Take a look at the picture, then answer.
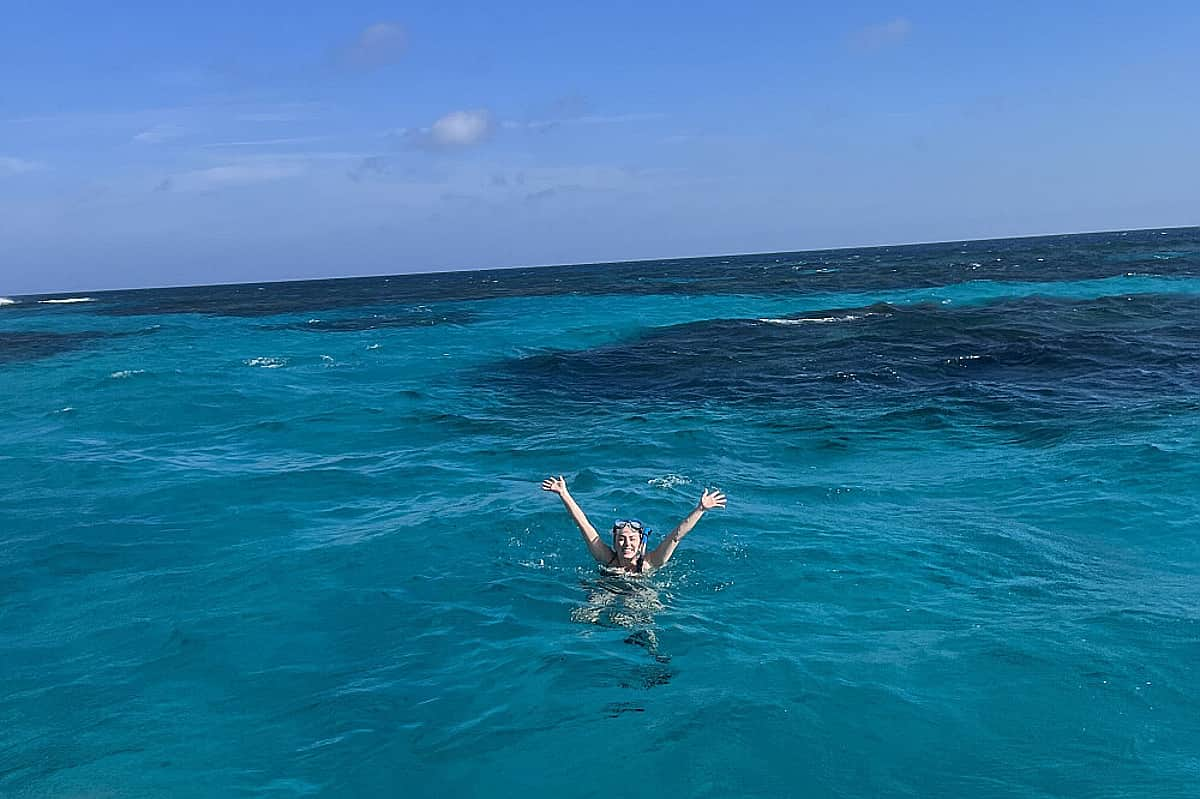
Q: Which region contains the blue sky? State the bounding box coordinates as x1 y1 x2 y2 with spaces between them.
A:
2 2 1198 294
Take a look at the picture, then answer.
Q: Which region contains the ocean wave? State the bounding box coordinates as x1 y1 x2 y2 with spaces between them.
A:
0 297 17 306
759 311 886 325
38 297 96 304
648 473 692 489
110 369 147 379
245 357 288 368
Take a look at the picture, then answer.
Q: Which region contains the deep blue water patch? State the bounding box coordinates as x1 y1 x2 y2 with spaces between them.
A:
0 326 159 365
493 293 1200 417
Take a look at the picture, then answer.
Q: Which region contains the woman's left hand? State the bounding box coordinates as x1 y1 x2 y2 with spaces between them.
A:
698 488 726 510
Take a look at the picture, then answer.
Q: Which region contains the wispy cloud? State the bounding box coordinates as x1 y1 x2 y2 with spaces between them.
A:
200 136 328 149
0 156 45 175
133 124 186 144
399 109 495 150
524 184 589 204
337 22 407 70
3 103 322 136
347 156 391 182
156 163 305 192
850 18 913 51
212 151 370 164
490 164 657 203
504 112 667 134
236 103 323 123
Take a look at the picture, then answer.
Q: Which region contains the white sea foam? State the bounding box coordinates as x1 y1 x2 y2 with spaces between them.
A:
245 356 288 368
759 311 881 325
648 473 691 489
0 297 16 306
110 369 146 379
38 297 95 304
760 315 855 325
367 343 381 350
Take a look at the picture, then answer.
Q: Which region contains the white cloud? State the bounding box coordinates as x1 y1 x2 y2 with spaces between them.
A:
431 110 493 146
0 156 44 175
133 124 186 144
851 18 913 50
158 163 304 192
401 109 495 150
341 22 407 69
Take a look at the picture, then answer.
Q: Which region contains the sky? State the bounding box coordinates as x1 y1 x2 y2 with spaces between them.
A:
2 1 1198 294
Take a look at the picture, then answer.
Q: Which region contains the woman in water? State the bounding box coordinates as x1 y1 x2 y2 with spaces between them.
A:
541 475 727 574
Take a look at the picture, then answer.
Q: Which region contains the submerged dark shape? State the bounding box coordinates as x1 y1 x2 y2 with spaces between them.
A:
0 327 158 365
492 293 1200 424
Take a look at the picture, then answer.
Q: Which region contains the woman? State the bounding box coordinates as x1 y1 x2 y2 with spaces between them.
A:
541 475 727 574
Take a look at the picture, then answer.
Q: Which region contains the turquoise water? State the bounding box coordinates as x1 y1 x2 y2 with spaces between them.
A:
2 229 1199 797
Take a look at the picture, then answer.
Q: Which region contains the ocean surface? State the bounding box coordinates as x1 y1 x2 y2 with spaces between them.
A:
2 228 1199 798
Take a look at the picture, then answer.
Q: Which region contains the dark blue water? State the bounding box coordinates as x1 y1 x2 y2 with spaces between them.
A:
2 228 1198 797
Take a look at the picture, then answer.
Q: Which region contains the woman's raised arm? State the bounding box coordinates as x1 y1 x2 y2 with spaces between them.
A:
645 488 726 569
542 475 613 564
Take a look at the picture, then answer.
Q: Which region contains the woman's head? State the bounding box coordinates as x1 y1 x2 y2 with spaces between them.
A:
612 519 647 564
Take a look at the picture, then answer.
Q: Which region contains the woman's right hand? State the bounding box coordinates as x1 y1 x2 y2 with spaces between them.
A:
541 475 568 495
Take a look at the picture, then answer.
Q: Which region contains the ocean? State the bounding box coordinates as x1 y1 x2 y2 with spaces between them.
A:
2 228 1198 798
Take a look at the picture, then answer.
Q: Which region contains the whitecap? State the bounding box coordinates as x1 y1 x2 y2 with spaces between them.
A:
366 343 381 350
38 297 95 304
110 369 146 379
769 315 857 324
245 356 287 368
0 297 16 306
759 311 879 325
648 473 691 489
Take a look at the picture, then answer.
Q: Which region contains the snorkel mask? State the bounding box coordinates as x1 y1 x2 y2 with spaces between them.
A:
612 519 650 553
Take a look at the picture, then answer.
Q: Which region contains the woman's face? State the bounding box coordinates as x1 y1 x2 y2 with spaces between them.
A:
613 525 643 562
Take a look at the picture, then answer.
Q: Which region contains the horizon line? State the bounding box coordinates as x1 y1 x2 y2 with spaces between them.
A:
9 223 1198 299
